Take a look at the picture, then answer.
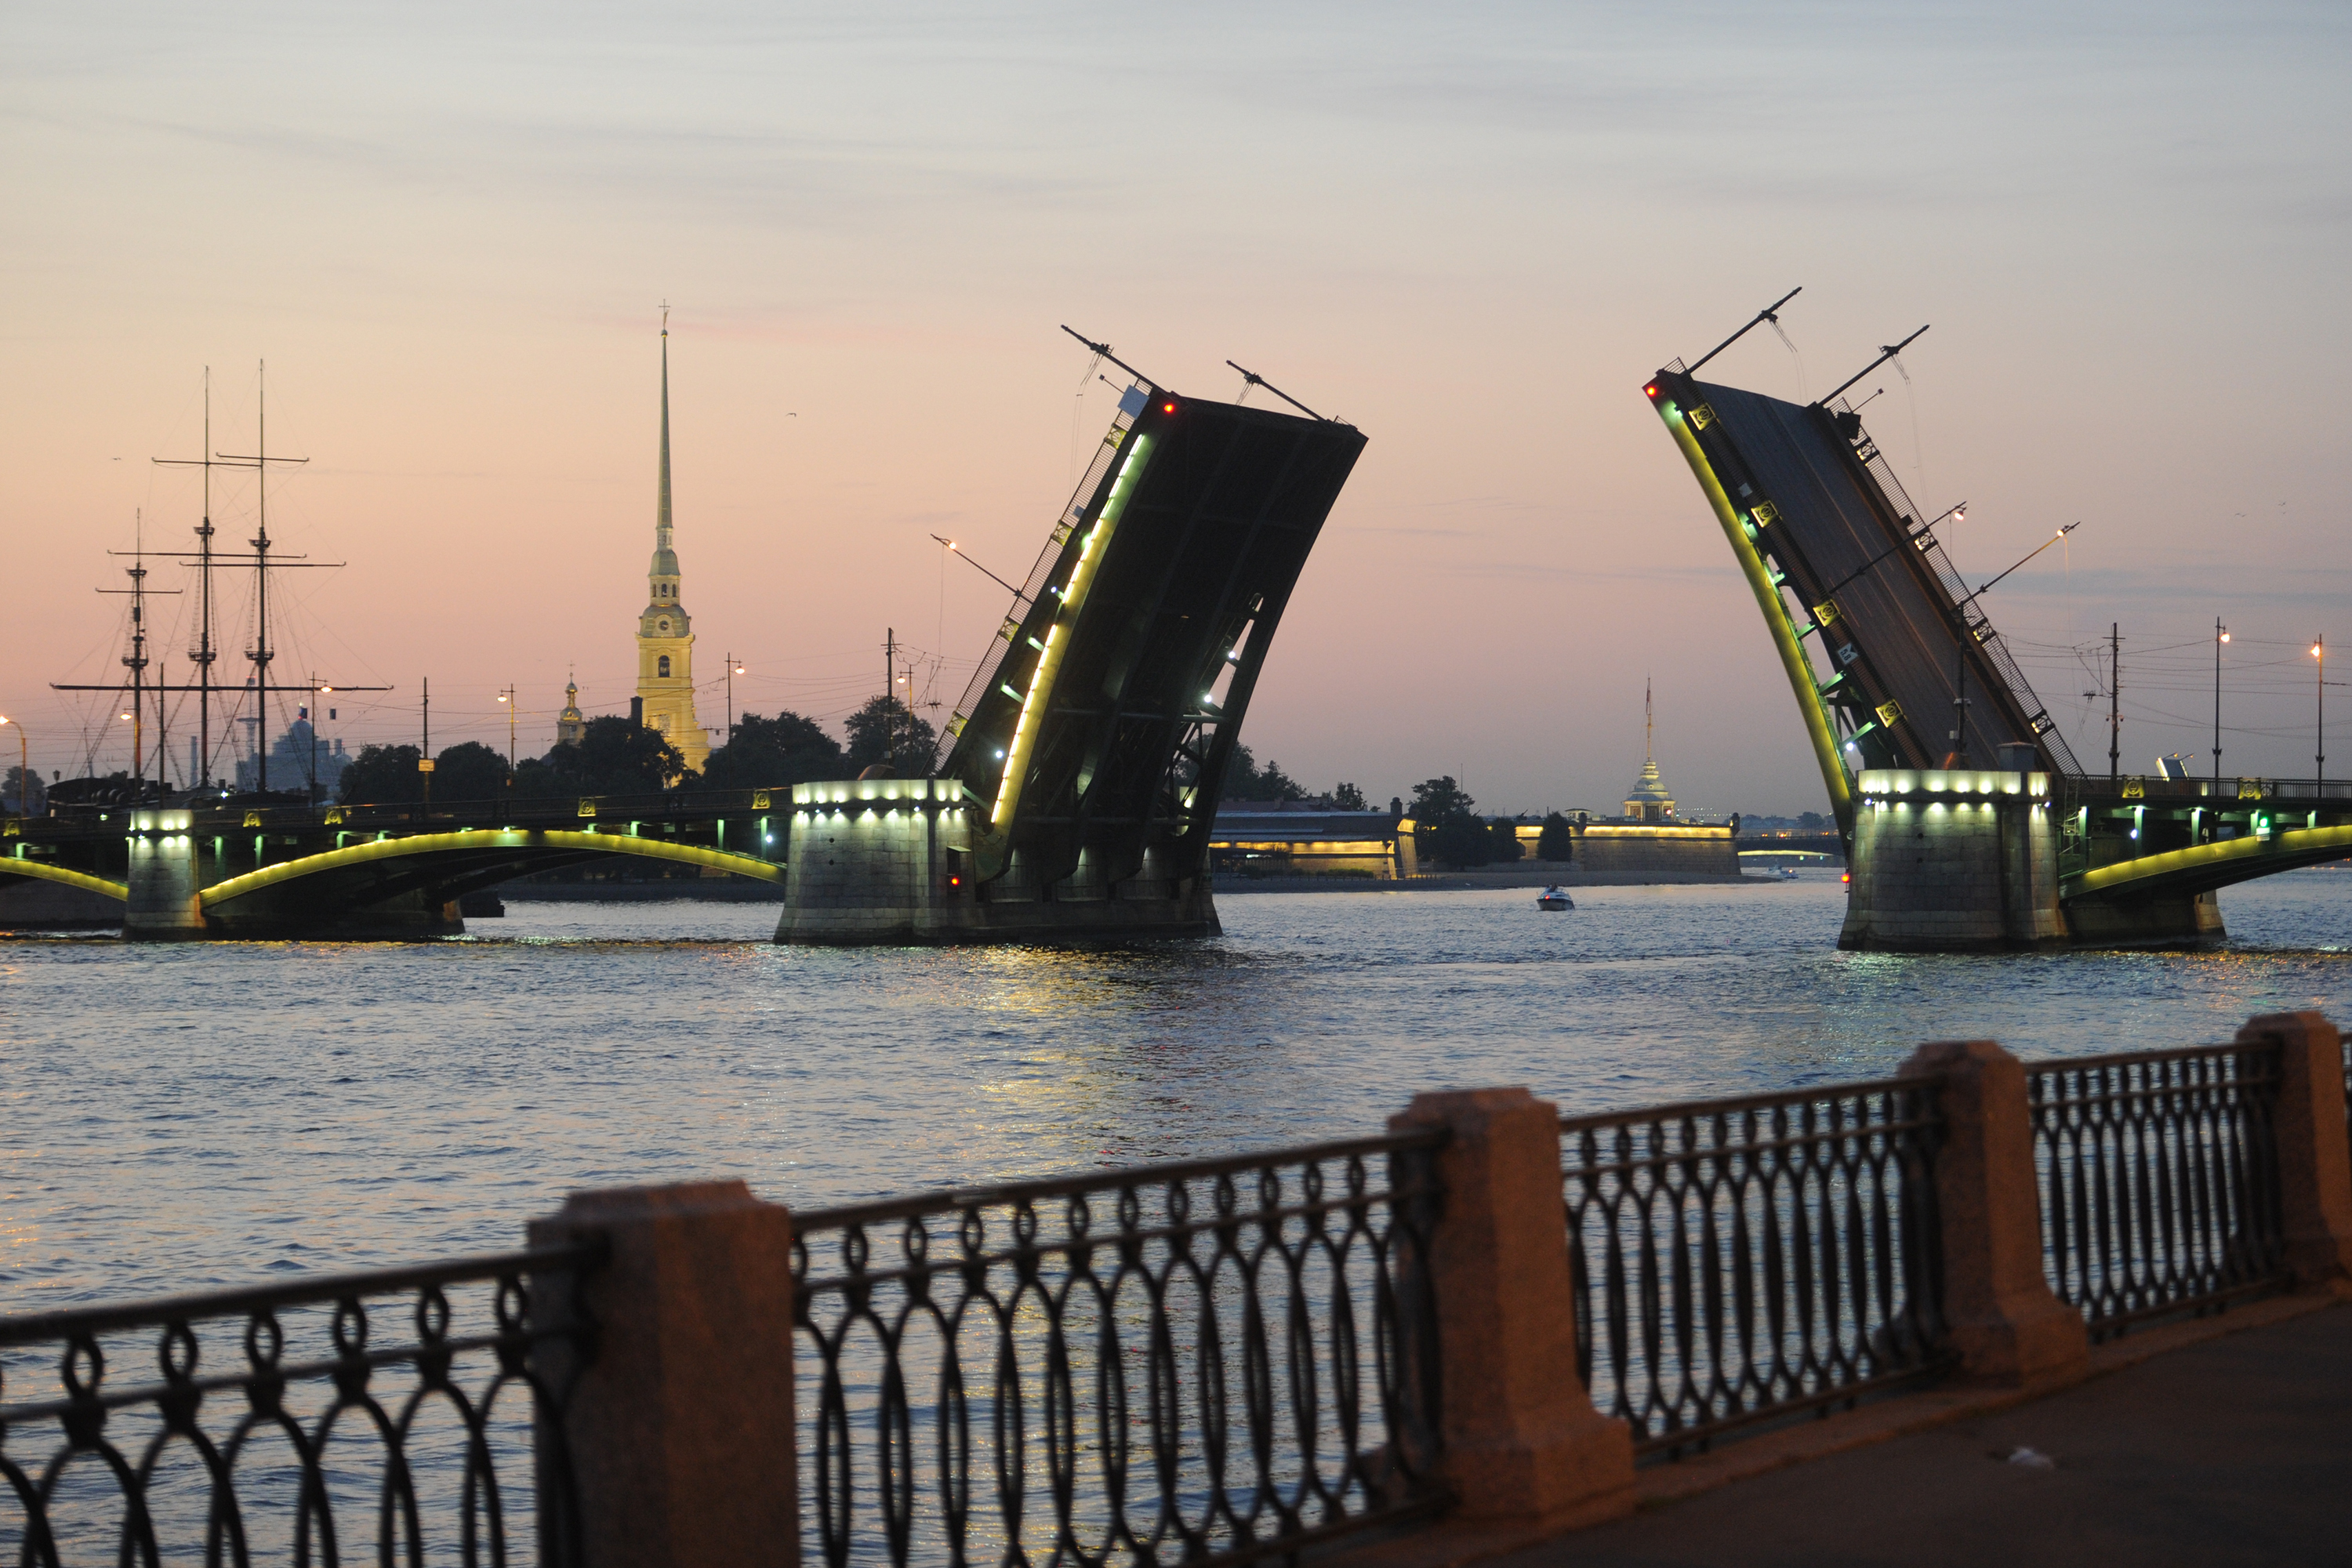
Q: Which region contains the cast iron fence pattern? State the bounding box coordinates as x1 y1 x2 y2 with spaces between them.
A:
791 1132 1447 1568
2028 1044 2287 1336
0 1245 598 1567
1560 1079 1948 1457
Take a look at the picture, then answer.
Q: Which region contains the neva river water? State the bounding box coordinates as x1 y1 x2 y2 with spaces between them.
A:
4 871 2348 1311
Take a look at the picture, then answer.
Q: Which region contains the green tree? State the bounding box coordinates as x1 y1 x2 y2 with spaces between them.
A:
338 743 425 804
844 697 938 775
1535 811 1575 863
1410 776 1494 866
4 765 45 815
1330 781 1367 811
513 717 690 798
699 710 845 790
1490 819 1524 862
430 741 510 800
1223 743 1305 802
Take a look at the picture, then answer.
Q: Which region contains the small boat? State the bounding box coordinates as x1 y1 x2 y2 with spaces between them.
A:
1537 887 1574 910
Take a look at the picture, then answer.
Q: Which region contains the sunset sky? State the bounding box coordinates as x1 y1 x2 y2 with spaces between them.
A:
6 2 2347 815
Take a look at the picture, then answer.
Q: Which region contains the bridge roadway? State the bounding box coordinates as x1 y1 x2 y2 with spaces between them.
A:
2 788 787 939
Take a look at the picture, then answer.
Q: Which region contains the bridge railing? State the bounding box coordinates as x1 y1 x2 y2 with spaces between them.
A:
1826 394 2082 777
0 1245 601 1567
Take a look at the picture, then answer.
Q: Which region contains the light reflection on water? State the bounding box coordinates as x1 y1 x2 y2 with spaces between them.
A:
1 872 2346 1308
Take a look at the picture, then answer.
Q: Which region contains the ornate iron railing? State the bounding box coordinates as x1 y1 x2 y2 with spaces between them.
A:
0 1244 599 1567
1559 1079 1947 1457
2028 1044 2287 1336
790 1132 1447 1568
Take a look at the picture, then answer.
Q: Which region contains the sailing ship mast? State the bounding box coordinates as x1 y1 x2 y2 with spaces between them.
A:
85 362 387 797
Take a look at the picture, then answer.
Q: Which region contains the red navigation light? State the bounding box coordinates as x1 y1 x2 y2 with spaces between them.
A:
1841 872 1852 884
948 875 963 889
1161 400 1177 414
1645 384 1659 397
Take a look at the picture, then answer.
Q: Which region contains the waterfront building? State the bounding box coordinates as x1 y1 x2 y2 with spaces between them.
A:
634 314 711 774
557 675 586 746
1208 799 1417 879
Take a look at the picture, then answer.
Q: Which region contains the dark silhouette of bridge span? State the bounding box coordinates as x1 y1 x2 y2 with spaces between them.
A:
1649 298 2350 949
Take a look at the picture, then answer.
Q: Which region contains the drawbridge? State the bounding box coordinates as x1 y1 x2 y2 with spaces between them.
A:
921 355 1367 916
1650 296 2350 948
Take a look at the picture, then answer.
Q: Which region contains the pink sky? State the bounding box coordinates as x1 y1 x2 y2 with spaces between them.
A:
5 4 2347 815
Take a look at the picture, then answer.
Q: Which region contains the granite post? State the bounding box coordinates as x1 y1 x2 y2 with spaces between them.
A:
1900 1041 2089 1387
2235 1011 2352 1294
530 1181 799 1567
1388 1087 1635 1530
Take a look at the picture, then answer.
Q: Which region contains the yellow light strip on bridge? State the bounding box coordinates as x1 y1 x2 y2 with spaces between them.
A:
2070 822 2352 898
991 431 1156 832
1656 396 1853 829
0 860 129 901
198 829 782 908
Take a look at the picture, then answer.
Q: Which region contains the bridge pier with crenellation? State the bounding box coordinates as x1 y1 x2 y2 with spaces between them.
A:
1842 768 2241 951
775 777 1218 945
1842 770 2070 952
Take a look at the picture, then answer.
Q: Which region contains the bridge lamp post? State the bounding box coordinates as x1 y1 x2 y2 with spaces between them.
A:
727 659 744 743
0 717 27 823
2315 637 2325 796
498 688 515 789
2214 623 2228 785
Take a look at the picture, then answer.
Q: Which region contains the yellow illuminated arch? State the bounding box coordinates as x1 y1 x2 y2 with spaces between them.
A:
199 829 780 908
0 860 129 901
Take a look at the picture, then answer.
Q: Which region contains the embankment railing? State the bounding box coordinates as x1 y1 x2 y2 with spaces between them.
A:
0 1244 598 1567
2028 1044 2288 1336
789 1132 1447 1568
7 1012 2347 1565
1560 1079 1948 1455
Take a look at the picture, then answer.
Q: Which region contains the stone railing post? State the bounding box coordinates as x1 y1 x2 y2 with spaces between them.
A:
1388 1087 1634 1530
2235 1011 2352 1293
530 1181 799 1567
1900 1041 2088 1388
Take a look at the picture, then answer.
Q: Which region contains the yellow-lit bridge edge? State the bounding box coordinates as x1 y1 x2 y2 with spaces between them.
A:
2070 822 2352 898
0 860 129 901
199 829 783 908
1655 394 1853 832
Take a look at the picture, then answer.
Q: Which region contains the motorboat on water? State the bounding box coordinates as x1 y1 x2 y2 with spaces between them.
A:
1537 887 1574 910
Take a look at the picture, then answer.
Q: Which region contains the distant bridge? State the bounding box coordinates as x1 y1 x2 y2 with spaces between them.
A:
1648 312 2350 948
4 789 786 938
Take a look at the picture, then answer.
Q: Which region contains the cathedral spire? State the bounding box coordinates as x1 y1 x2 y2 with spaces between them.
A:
658 303 673 543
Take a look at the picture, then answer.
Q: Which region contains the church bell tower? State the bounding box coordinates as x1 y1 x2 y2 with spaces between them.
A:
635 309 711 773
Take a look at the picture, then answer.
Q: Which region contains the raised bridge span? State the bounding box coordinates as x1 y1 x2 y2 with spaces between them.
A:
1647 324 2350 949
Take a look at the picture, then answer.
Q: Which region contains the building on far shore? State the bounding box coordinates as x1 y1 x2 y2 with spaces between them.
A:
1208 799 1417 880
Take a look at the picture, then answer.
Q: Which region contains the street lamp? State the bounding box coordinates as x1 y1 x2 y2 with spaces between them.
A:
498 688 515 787
725 655 745 744
0 717 27 822
2315 637 2326 793
2213 622 2229 784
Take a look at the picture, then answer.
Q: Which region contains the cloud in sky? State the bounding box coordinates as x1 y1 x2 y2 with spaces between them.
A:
2 2 2346 811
